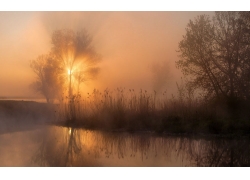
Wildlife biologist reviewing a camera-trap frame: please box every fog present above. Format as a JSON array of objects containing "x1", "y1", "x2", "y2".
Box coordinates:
[{"x1": 0, "y1": 11, "x2": 214, "y2": 98}]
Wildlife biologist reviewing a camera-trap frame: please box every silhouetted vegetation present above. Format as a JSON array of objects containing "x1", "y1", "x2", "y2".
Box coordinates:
[
  {"x1": 54, "y1": 86, "x2": 250, "y2": 135},
  {"x1": 177, "y1": 12, "x2": 250, "y2": 116}
]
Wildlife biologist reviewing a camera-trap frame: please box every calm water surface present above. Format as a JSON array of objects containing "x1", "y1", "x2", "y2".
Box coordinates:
[
  {"x1": 0, "y1": 98, "x2": 47, "y2": 103},
  {"x1": 0, "y1": 126, "x2": 249, "y2": 166}
]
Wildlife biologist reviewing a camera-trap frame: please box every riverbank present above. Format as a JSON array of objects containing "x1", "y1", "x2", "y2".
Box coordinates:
[
  {"x1": 53, "y1": 120, "x2": 250, "y2": 139},
  {"x1": 1, "y1": 100, "x2": 250, "y2": 137}
]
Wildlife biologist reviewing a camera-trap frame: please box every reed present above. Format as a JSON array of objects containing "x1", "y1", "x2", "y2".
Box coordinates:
[{"x1": 56, "y1": 86, "x2": 250, "y2": 134}]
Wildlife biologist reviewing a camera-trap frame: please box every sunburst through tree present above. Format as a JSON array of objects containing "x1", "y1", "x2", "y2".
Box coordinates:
[{"x1": 30, "y1": 29, "x2": 101, "y2": 108}]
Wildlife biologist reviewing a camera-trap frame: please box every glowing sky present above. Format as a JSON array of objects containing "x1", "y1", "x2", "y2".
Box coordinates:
[{"x1": 0, "y1": 12, "x2": 214, "y2": 97}]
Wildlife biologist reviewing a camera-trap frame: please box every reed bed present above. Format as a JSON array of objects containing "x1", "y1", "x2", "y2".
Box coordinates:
[{"x1": 55, "y1": 87, "x2": 250, "y2": 134}]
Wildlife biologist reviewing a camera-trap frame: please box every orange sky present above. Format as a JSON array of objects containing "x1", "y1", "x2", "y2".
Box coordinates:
[{"x1": 0, "y1": 12, "x2": 214, "y2": 97}]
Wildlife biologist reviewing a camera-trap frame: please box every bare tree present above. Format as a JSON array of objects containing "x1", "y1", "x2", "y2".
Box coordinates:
[
  {"x1": 177, "y1": 12, "x2": 250, "y2": 105},
  {"x1": 30, "y1": 54, "x2": 64, "y2": 103}
]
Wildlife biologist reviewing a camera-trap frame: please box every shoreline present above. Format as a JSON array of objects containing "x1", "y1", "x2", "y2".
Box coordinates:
[
  {"x1": 51, "y1": 120, "x2": 250, "y2": 140},
  {"x1": 1, "y1": 100, "x2": 250, "y2": 138}
]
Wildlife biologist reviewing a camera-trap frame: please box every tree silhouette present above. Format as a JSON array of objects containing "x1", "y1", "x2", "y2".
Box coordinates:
[
  {"x1": 31, "y1": 29, "x2": 101, "y2": 103},
  {"x1": 177, "y1": 12, "x2": 250, "y2": 106},
  {"x1": 30, "y1": 54, "x2": 63, "y2": 103}
]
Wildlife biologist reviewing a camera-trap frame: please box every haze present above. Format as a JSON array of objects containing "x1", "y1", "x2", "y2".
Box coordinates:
[{"x1": 0, "y1": 11, "x2": 214, "y2": 98}]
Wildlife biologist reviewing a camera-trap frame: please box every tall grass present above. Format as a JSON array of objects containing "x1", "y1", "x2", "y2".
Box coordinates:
[{"x1": 55, "y1": 85, "x2": 250, "y2": 134}]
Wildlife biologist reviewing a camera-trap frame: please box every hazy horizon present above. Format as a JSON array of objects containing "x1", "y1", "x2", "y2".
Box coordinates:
[{"x1": 0, "y1": 11, "x2": 214, "y2": 98}]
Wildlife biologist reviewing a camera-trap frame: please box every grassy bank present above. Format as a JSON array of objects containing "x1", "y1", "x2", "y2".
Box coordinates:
[
  {"x1": 1, "y1": 91, "x2": 250, "y2": 136},
  {"x1": 55, "y1": 88, "x2": 250, "y2": 135}
]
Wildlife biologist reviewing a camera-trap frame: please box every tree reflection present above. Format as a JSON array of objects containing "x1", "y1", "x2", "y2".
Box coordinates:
[
  {"x1": 32, "y1": 126, "x2": 250, "y2": 166},
  {"x1": 64, "y1": 128, "x2": 82, "y2": 166},
  {"x1": 32, "y1": 127, "x2": 84, "y2": 166},
  {"x1": 32, "y1": 127, "x2": 181, "y2": 166},
  {"x1": 187, "y1": 137, "x2": 250, "y2": 167}
]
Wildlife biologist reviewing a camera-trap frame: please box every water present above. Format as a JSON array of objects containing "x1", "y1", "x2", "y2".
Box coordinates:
[
  {"x1": 0, "y1": 97, "x2": 47, "y2": 103},
  {"x1": 0, "y1": 126, "x2": 250, "y2": 166}
]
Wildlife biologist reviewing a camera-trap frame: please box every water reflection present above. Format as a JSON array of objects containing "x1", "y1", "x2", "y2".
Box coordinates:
[
  {"x1": 31, "y1": 126, "x2": 250, "y2": 167},
  {"x1": 187, "y1": 137, "x2": 250, "y2": 167},
  {"x1": 32, "y1": 127, "x2": 84, "y2": 166}
]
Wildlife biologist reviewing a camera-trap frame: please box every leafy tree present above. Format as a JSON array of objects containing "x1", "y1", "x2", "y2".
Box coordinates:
[
  {"x1": 177, "y1": 12, "x2": 250, "y2": 105},
  {"x1": 31, "y1": 29, "x2": 100, "y2": 103}
]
